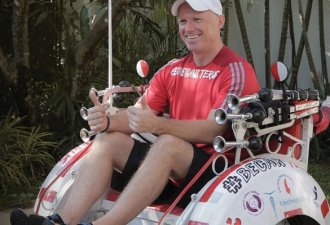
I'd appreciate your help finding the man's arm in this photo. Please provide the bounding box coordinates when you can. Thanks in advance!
[127,96,227,144]
[153,109,227,144]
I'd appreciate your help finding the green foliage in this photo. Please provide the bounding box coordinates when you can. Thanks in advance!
[47,83,85,159]
[109,1,184,84]
[88,0,184,105]
[308,162,330,203]
[0,114,55,193]
[0,179,40,210]
[310,130,330,161]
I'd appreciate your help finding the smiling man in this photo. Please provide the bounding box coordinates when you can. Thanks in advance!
[173,0,224,65]
[11,1,260,225]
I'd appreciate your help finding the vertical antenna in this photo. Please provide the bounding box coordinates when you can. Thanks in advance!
[108,0,113,105]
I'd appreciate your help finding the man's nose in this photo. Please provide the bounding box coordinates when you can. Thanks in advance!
[185,21,195,32]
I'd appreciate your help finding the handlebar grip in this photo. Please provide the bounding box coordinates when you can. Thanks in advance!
[258,88,273,102]
[248,136,263,152]
[298,90,319,100]
[251,108,267,123]
[284,89,319,101]
[240,106,267,123]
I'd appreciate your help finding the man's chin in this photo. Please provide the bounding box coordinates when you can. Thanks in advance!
[188,47,204,54]
[186,44,200,52]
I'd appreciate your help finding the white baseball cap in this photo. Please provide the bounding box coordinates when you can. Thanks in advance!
[171,0,223,16]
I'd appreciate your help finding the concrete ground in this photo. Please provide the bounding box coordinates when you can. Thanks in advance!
[0,207,34,225]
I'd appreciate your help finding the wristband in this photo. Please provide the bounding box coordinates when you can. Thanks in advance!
[101,115,110,133]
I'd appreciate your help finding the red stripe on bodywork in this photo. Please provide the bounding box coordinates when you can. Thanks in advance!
[188,221,209,225]
[60,146,90,177]
[199,160,252,202]
[148,204,183,216]
[321,199,330,218]
[284,208,303,218]
[41,189,57,203]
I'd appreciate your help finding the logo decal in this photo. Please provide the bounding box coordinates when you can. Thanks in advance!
[171,67,220,80]
[223,176,242,194]
[277,175,305,206]
[313,186,318,200]
[277,175,295,195]
[222,158,287,194]
[265,191,277,218]
[226,218,242,225]
[321,199,330,218]
[243,191,264,216]
[284,208,303,218]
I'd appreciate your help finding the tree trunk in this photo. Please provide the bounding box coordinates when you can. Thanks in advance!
[71,11,107,98]
[274,0,289,89]
[12,0,35,124]
[223,0,230,45]
[113,0,131,31]
[12,0,29,68]
[0,48,18,112]
[318,0,329,96]
[289,0,313,89]
[264,0,271,88]
[288,0,296,64]
[298,0,323,97]
[233,0,255,69]
[166,1,176,56]
[0,48,15,84]
[278,0,289,63]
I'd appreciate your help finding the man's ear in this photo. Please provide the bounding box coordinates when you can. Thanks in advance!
[218,15,225,29]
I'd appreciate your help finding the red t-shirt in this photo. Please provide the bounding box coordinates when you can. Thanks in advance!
[146,46,260,154]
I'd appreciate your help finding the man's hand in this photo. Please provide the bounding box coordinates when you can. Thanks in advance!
[127,106,159,133]
[87,89,110,133]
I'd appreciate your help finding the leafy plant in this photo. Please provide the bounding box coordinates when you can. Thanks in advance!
[309,162,330,203]
[0,114,55,193]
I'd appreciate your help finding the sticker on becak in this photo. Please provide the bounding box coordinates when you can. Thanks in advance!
[243,191,264,216]
[271,62,288,82]
[277,175,296,195]
[136,60,149,78]
[226,217,242,225]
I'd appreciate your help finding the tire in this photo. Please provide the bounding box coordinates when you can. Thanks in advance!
[276,215,320,225]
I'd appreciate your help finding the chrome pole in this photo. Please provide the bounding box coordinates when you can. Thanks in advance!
[108,0,113,106]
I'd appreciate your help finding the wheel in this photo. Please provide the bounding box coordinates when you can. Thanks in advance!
[276,215,319,225]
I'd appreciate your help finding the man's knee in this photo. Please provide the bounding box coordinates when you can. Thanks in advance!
[89,132,134,168]
[152,134,192,159]
[150,134,194,179]
[93,132,133,149]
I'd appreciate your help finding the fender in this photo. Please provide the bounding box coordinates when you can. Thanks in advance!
[183,154,330,225]
[34,142,92,216]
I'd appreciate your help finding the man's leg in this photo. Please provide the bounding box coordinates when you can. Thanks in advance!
[93,134,195,225]
[57,132,135,225]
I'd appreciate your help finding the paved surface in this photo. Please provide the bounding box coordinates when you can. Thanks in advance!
[0,207,34,225]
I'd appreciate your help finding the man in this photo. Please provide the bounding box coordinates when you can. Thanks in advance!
[11,0,260,224]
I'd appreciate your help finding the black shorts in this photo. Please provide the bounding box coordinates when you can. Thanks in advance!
[111,139,225,208]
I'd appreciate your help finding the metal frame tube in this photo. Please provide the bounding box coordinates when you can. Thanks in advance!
[108,0,113,106]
